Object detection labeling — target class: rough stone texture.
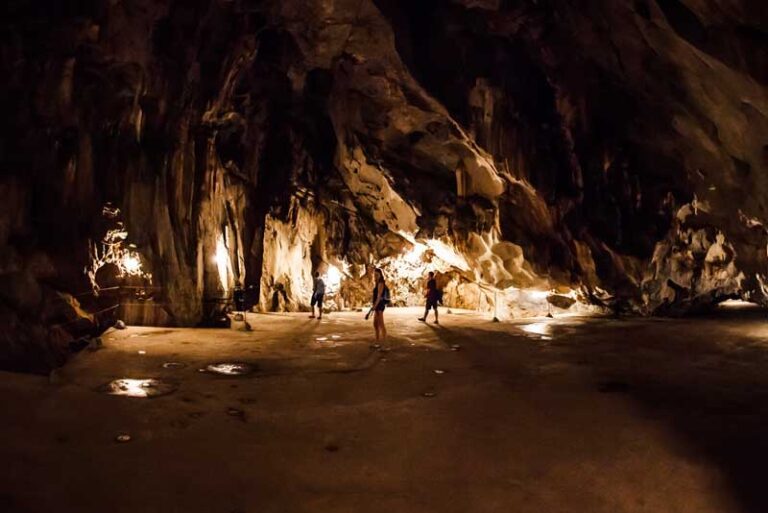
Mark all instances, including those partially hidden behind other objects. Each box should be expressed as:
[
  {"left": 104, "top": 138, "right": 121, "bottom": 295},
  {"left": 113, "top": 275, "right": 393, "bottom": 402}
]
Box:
[{"left": 0, "top": 0, "right": 766, "bottom": 367}]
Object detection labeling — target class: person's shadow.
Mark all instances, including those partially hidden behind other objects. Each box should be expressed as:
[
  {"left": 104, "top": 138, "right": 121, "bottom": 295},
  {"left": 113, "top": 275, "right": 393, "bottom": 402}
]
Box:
[{"left": 270, "top": 284, "right": 289, "bottom": 312}]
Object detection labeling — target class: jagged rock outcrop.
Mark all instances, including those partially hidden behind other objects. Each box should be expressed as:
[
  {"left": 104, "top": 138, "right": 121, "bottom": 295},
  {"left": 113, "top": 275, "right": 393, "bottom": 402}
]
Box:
[{"left": 0, "top": 0, "right": 766, "bottom": 368}]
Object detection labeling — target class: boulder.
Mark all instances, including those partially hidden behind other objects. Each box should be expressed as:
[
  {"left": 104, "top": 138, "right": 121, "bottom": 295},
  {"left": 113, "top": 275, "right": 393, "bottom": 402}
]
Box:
[{"left": 547, "top": 294, "right": 577, "bottom": 310}]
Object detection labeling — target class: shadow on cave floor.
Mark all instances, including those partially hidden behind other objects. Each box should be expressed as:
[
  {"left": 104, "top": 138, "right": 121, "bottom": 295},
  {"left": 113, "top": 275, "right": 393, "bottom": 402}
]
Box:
[{"left": 427, "top": 313, "right": 768, "bottom": 513}]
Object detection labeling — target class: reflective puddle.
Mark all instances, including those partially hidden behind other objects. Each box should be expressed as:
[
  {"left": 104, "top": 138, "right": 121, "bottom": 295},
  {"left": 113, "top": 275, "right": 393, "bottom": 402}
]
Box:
[
  {"left": 203, "top": 362, "right": 254, "bottom": 376},
  {"left": 521, "top": 322, "right": 554, "bottom": 340},
  {"left": 102, "top": 378, "right": 177, "bottom": 398},
  {"left": 522, "top": 322, "right": 550, "bottom": 335}
]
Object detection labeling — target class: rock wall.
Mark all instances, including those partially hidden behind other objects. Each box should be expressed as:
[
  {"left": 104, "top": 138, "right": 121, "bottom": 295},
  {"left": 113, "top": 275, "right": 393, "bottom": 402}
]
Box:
[
  {"left": 258, "top": 199, "right": 320, "bottom": 312},
  {"left": 0, "top": 0, "right": 766, "bottom": 368}
]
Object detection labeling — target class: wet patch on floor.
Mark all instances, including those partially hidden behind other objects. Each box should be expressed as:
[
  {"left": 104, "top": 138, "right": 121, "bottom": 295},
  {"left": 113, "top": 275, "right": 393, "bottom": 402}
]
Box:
[
  {"left": 202, "top": 362, "right": 255, "bottom": 376},
  {"left": 100, "top": 378, "right": 177, "bottom": 398},
  {"left": 521, "top": 322, "right": 551, "bottom": 337}
]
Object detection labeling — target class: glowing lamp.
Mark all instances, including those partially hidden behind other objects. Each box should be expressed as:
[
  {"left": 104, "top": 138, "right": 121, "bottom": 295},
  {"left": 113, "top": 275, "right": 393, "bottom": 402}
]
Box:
[
  {"left": 122, "top": 253, "right": 142, "bottom": 274},
  {"left": 526, "top": 290, "right": 551, "bottom": 301},
  {"left": 326, "top": 265, "right": 343, "bottom": 292}
]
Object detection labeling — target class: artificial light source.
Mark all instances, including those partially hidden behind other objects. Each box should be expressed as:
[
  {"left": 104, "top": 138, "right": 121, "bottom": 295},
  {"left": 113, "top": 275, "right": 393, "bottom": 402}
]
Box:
[
  {"left": 122, "top": 253, "right": 142, "bottom": 274},
  {"left": 86, "top": 207, "right": 152, "bottom": 294},
  {"left": 381, "top": 237, "right": 469, "bottom": 283},
  {"left": 326, "top": 265, "right": 344, "bottom": 293},
  {"left": 718, "top": 299, "right": 756, "bottom": 309},
  {"left": 525, "top": 290, "right": 551, "bottom": 301},
  {"left": 215, "top": 235, "right": 232, "bottom": 293}
]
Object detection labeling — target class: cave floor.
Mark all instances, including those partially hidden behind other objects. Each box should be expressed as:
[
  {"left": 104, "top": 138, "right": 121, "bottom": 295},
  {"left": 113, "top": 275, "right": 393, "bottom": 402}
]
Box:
[{"left": 2, "top": 306, "right": 768, "bottom": 513}]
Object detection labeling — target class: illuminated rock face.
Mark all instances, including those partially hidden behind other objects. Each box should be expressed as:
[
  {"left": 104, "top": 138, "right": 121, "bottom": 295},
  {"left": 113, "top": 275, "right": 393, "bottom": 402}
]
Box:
[{"left": 0, "top": 0, "right": 766, "bottom": 351}]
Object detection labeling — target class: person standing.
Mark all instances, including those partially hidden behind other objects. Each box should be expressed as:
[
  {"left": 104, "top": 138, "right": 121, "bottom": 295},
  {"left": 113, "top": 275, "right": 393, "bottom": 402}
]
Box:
[
  {"left": 309, "top": 271, "right": 325, "bottom": 320},
  {"left": 233, "top": 282, "right": 246, "bottom": 313},
  {"left": 365, "top": 268, "right": 389, "bottom": 342},
  {"left": 418, "top": 271, "right": 439, "bottom": 324}
]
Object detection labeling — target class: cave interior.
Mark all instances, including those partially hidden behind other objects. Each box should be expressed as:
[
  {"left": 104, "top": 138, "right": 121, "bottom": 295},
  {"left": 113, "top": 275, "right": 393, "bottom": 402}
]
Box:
[
  {"left": 2, "top": 0, "right": 767, "bottom": 372},
  {"left": 2, "top": 1, "right": 768, "bottom": 512}
]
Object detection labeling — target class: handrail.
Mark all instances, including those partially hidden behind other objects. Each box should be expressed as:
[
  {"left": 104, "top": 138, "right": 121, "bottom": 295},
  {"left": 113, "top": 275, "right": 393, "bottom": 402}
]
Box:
[{"left": 73, "top": 285, "right": 163, "bottom": 298}]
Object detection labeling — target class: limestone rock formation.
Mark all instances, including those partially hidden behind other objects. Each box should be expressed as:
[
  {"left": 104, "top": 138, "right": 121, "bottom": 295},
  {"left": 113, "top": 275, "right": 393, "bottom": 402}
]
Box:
[{"left": 0, "top": 0, "right": 766, "bottom": 368}]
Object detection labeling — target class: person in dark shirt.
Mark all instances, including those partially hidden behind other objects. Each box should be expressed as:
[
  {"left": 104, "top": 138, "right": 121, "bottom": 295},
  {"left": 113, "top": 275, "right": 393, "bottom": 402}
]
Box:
[
  {"left": 418, "top": 271, "right": 439, "bottom": 324},
  {"left": 233, "top": 282, "right": 245, "bottom": 313},
  {"left": 365, "top": 268, "right": 389, "bottom": 342},
  {"left": 309, "top": 271, "right": 325, "bottom": 320}
]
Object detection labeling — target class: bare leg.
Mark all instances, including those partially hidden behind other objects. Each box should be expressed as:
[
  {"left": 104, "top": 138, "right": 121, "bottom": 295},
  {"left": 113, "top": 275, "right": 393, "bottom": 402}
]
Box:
[
  {"left": 376, "top": 311, "right": 387, "bottom": 341},
  {"left": 373, "top": 313, "right": 381, "bottom": 342},
  {"left": 434, "top": 305, "right": 439, "bottom": 324}
]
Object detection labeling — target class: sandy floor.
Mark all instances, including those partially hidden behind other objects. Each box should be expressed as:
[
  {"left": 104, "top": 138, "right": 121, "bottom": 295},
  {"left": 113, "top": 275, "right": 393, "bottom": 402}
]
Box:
[{"left": 2, "top": 306, "right": 768, "bottom": 513}]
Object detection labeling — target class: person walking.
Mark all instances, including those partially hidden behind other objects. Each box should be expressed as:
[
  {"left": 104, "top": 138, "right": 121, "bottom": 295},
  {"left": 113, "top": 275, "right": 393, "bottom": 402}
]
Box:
[
  {"left": 418, "top": 271, "right": 440, "bottom": 324},
  {"left": 309, "top": 271, "right": 325, "bottom": 320},
  {"left": 365, "top": 268, "right": 389, "bottom": 342}
]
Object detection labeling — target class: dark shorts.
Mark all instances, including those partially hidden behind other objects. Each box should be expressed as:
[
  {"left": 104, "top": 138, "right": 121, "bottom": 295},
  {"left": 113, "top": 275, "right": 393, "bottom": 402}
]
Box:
[
  {"left": 375, "top": 302, "right": 386, "bottom": 312},
  {"left": 426, "top": 298, "right": 439, "bottom": 310},
  {"left": 311, "top": 293, "right": 324, "bottom": 307}
]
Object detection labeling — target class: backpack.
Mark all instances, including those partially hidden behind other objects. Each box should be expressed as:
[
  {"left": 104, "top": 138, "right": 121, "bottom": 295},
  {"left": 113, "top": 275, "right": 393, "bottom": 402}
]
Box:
[{"left": 382, "top": 286, "right": 391, "bottom": 305}]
